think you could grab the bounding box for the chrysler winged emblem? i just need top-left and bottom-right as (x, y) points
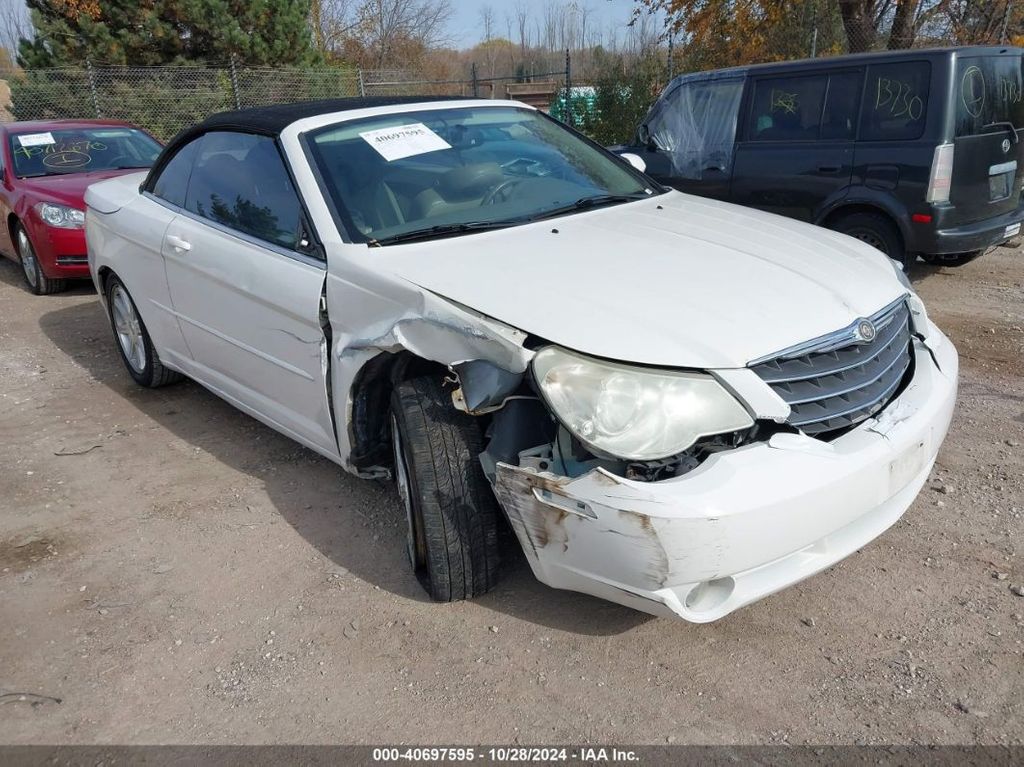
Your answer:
(854, 319), (877, 343)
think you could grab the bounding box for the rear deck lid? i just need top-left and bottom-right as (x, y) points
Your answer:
(949, 51), (1024, 226)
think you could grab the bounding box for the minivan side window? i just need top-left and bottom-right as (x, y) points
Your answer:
(151, 138), (200, 208)
(821, 72), (863, 140)
(185, 131), (303, 251)
(860, 62), (930, 141)
(748, 74), (827, 141)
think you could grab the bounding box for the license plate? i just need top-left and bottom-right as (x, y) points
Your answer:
(1005, 222), (1021, 239)
(889, 440), (927, 495)
(990, 172), (1012, 201)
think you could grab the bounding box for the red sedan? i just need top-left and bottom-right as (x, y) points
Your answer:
(0, 120), (162, 294)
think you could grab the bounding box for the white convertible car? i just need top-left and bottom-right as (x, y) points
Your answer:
(85, 98), (958, 622)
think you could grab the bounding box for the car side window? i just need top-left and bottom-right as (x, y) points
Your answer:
(821, 72), (863, 140)
(151, 138), (200, 207)
(860, 62), (930, 141)
(185, 131), (304, 252)
(748, 74), (827, 141)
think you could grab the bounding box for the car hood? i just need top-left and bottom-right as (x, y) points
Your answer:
(18, 169), (143, 208)
(380, 192), (907, 369)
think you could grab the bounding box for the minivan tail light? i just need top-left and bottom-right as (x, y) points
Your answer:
(926, 143), (954, 204)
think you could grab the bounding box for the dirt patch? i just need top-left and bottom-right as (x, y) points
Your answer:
(0, 534), (62, 574)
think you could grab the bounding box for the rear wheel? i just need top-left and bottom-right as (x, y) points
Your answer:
(390, 374), (501, 602)
(16, 226), (67, 295)
(830, 211), (908, 266)
(920, 250), (983, 268)
(105, 275), (183, 388)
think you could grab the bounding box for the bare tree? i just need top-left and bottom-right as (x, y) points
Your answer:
(0, 0), (31, 62)
(313, 0), (360, 55)
(838, 0), (950, 52)
(479, 4), (497, 76)
(513, 2), (530, 53)
(479, 4), (494, 43)
(355, 0), (454, 67)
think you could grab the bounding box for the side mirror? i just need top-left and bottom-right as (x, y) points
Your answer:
(619, 152), (647, 174)
(637, 124), (650, 146)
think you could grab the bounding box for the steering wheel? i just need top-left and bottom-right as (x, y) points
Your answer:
(480, 178), (524, 206)
(105, 154), (135, 169)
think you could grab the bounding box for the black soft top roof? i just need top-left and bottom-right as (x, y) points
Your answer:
(190, 95), (466, 138)
(145, 96), (468, 191)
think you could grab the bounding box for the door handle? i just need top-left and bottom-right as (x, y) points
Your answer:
(165, 234), (191, 252)
(817, 165), (842, 174)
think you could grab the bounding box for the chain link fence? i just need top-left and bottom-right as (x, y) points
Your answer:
(0, 61), (575, 141)
(0, 64), (367, 139)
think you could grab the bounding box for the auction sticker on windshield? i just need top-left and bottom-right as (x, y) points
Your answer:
(16, 132), (55, 147)
(359, 122), (451, 161)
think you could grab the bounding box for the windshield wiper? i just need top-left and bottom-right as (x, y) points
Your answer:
(529, 193), (650, 222)
(368, 220), (519, 247)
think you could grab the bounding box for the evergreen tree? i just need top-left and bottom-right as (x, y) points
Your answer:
(19, 0), (320, 67)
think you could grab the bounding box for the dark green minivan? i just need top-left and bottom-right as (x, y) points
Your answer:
(619, 47), (1024, 266)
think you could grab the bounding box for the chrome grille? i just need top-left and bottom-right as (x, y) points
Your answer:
(750, 297), (913, 436)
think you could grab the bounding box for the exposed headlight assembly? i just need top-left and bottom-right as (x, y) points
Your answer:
(35, 202), (85, 229)
(532, 346), (754, 462)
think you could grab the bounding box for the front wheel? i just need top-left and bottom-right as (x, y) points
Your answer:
(829, 211), (909, 267)
(105, 275), (183, 388)
(16, 226), (66, 295)
(390, 375), (501, 602)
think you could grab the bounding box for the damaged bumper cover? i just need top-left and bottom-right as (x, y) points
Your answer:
(494, 332), (958, 623)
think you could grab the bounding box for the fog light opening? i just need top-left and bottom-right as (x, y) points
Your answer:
(684, 577), (736, 613)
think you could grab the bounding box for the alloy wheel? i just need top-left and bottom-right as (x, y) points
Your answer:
(110, 283), (147, 374)
(17, 229), (39, 288)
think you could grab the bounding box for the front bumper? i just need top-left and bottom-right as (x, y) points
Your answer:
(28, 218), (89, 279)
(494, 328), (958, 622)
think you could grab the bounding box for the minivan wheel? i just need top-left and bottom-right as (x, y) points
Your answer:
(105, 275), (183, 388)
(920, 250), (983, 268)
(389, 374), (501, 602)
(16, 226), (67, 295)
(830, 211), (908, 266)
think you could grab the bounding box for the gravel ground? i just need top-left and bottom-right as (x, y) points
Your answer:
(0, 244), (1021, 746)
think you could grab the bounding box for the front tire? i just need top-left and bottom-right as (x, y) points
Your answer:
(390, 374), (501, 602)
(16, 225), (66, 295)
(830, 211), (908, 266)
(105, 275), (183, 388)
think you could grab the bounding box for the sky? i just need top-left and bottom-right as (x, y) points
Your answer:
(447, 0), (642, 49)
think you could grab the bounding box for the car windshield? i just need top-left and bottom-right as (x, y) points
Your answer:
(8, 126), (162, 178)
(306, 105), (656, 245)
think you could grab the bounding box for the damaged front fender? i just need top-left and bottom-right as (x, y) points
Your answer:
(327, 272), (533, 476)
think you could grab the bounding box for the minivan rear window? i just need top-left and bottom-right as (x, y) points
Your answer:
(955, 55), (1024, 137)
(861, 62), (930, 141)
